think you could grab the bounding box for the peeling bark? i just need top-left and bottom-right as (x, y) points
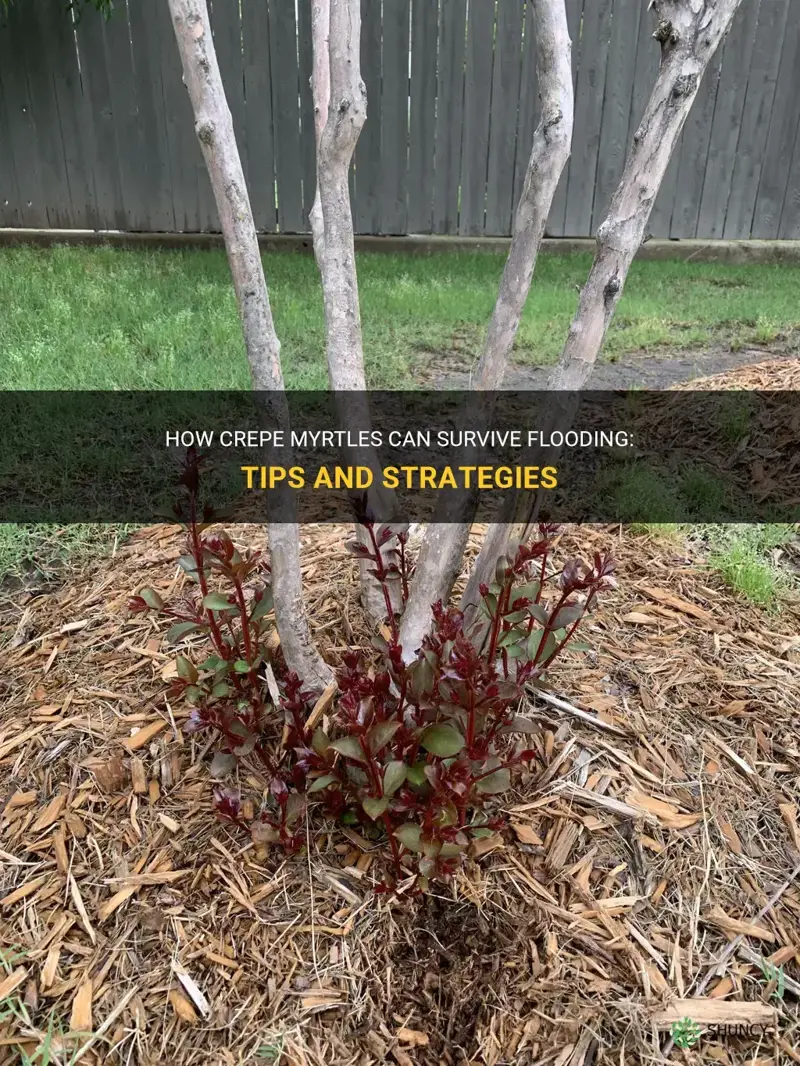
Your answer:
(309, 0), (330, 268)
(463, 0), (743, 619)
(168, 0), (332, 692)
(311, 0), (396, 622)
(398, 0), (574, 661)
(549, 0), (743, 391)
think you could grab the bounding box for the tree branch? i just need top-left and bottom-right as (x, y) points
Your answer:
(398, 0), (574, 660)
(168, 0), (332, 692)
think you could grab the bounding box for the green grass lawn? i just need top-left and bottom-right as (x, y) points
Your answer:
(1, 244), (799, 390)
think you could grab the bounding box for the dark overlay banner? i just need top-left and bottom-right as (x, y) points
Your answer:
(0, 391), (797, 525)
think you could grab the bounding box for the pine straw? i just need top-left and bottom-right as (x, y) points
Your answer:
(1, 360), (799, 1066)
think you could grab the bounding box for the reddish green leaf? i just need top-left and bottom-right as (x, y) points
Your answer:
(419, 724), (464, 758)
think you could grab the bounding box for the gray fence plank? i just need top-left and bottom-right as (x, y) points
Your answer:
(296, 0), (317, 227)
(486, 0), (524, 236)
(548, 0), (583, 237)
(19, 0), (75, 227)
(354, 0), (382, 233)
(592, 0), (641, 231)
(778, 113), (800, 238)
(75, 10), (128, 230)
(379, 0), (410, 234)
(460, 0), (495, 235)
(157, 0), (202, 233)
(0, 76), (23, 226)
(432, 0), (467, 234)
(564, 0), (612, 237)
(408, 0), (438, 233)
(128, 0), (176, 230)
(242, 0), (276, 232)
(512, 1), (539, 218)
(43, 0), (101, 229)
(670, 48), (724, 238)
(695, 0), (760, 239)
(267, 0), (304, 232)
(751, 1), (800, 239)
(211, 0), (250, 232)
(0, 2), (46, 227)
(723, 0), (788, 239)
(93, 0), (149, 230)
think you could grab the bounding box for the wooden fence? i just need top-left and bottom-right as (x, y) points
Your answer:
(1, 0), (799, 238)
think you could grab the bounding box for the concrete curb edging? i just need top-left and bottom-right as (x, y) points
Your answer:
(1, 229), (800, 265)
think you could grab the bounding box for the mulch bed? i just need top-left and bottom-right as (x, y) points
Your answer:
(1, 360), (799, 1066)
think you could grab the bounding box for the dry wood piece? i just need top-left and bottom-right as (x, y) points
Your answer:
(652, 998), (776, 1029)
(121, 719), (167, 751)
(706, 905), (776, 943)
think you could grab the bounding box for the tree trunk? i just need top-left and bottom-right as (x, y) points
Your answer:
(311, 0), (397, 624)
(549, 0), (743, 391)
(398, 0), (574, 661)
(463, 0), (744, 615)
(309, 0), (330, 268)
(167, 0), (332, 692)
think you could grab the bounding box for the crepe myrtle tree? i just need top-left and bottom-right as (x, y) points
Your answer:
(167, 0), (743, 690)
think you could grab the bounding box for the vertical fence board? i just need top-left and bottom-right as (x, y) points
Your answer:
(242, 0), (276, 231)
(723, 0), (788, 239)
(592, 0), (641, 231)
(0, 79), (23, 226)
(547, 0), (582, 236)
(408, 0), (438, 233)
(379, 0), (410, 234)
(94, 0), (149, 230)
(512, 1), (539, 218)
(564, 0), (612, 236)
(158, 0), (202, 232)
(696, 0), (760, 239)
(267, 0), (304, 232)
(296, 0), (316, 226)
(128, 0), (176, 230)
(18, 0), (75, 227)
(43, 0), (101, 228)
(212, 0), (250, 231)
(0, 2), (47, 227)
(432, 0), (466, 234)
(459, 0), (495, 235)
(751, 1), (800, 239)
(485, 0), (524, 236)
(75, 10), (127, 230)
(670, 48), (724, 238)
(354, 0), (382, 233)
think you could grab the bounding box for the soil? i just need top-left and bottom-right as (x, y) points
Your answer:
(418, 344), (799, 390)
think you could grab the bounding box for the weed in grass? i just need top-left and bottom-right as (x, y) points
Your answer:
(0, 523), (136, 586)
(759, 958), (786, 1003)
(714, 394), (755, 444)
(706, 525), (797, 608)
(598, 463), (680, 525)
(712, 541), (779, 606)
(679, 466), (728, 520)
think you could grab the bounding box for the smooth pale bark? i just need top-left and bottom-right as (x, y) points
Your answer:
(462, 0), (744, 619)
(309, 0), (330, 267)
(398, 0), (574, 661)
(550, 0), (744, 390)
(311, 0), (397, 622)
(168, 0), (332, 692)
